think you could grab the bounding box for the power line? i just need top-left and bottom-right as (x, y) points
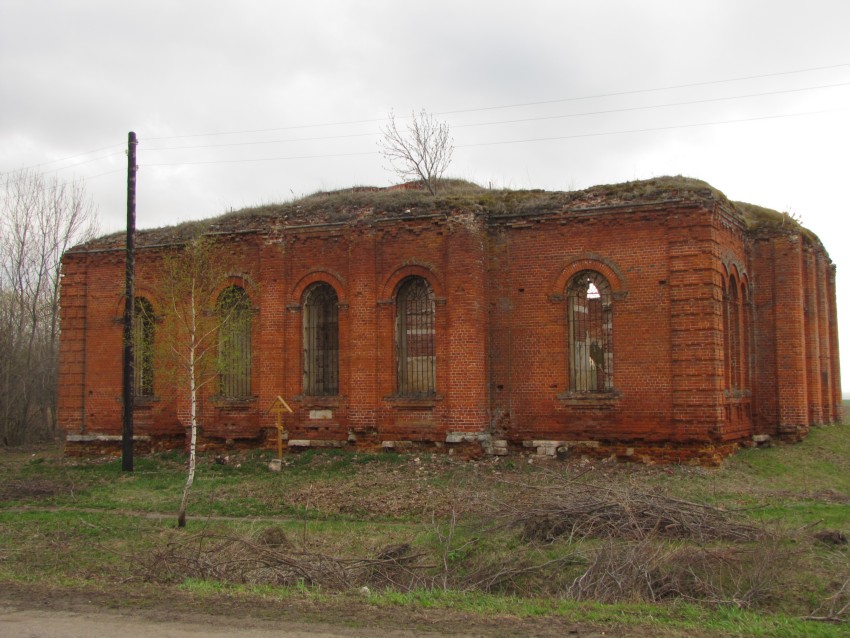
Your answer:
(139, 106), (849, 168)
(140, 62), (850, 142)
(0, 144), (124, 177)
(441, 62), (850, 116)
(145, 131), (377, 152)
(6, 62), (848, 180)
(0, 168), (125, 197)
(141, 80), (850, 153)
(142, 150), (377, 167)
(453, 81), (850, 130)
(82, 168), (126, 182)
(40, 151), (126, 175)
(456, 106), (850, 149)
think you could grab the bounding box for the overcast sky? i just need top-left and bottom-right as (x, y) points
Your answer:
(3, 0), (850, 389)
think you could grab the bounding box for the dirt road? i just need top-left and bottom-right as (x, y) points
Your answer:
(0, 589), (619, 638)
(0, 604), (449, 638)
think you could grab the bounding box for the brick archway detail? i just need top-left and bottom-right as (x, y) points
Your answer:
(291, 270), (348, 305)
(380, 263), (444, 302)
(112, 284), (161, 317)
(721, 255), (748, 282)
(550, 254), (627, 299)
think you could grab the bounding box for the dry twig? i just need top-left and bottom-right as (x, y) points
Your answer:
(495, 475), (766, 543)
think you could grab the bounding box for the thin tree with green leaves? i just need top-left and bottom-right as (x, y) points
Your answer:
(153, 236), (245, 527)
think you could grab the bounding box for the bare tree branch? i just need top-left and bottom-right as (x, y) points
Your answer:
(378, 109), (453, 195)
(0, 170), (98, 445)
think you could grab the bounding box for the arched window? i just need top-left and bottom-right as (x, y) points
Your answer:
(728, 277), (741, 390)
(303, 282), (339, 396)
(741, 281), (751, 390)
(722, 278), (731, 387)
(723, 274), (752, 393)
(217, 285), (252, 398)
(396, 276), (436, 396)
(133, 297), (155, 397)
(567, 270), (613, 392)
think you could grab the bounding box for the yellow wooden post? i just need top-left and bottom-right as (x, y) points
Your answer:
(276, 413), (283, 459)
(266, 396), (293, 462)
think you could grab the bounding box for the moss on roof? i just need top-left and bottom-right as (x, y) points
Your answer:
(72, 176), (811, 252)
(734, 201), (802, 231)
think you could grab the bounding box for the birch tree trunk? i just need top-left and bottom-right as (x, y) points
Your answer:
(155, 238), (234, 530)
(177, 278), (198, 528)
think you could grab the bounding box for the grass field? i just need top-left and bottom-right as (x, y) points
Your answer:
(1, 418), (848, 637)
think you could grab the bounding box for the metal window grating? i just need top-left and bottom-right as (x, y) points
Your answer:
(396, 277), (436, 396)
(132, 297), (154, 397)
(567, 270), (613, 392)
(218, 286), (252, 398)
(303, 282), (339, 396)
(727, 280), (740, 390)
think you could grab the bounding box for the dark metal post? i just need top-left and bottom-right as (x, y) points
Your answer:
(122, 132), (138, 472)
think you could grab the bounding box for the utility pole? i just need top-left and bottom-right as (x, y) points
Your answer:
(122, 131), (137, 472)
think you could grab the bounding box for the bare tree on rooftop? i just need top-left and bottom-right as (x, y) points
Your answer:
(379, 109), (453, 195)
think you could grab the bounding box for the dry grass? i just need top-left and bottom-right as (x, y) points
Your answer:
(137, 523), (578, 595)
(74, 175), (811, 251)
(567, 538), (790, 608)
(497, 474), (767, 544)
(134, 471), (821, 612)
(140, 527), (431, 591)
(4, 423), (848, 627)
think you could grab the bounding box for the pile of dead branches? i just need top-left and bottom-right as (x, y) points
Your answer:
(137, 525), (577, 595)
(139, 527), (431, 591)
(496, 477), (766, 543)
(489, 474), (789, 607)
(567, 538), (788, 607)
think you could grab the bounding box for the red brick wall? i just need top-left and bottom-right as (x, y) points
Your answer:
(827, 266), (843, 420)
(748, 230), (840, 438)
(485, 201), (756, 448)
(712, 207), (754, 442)
(57, 254), (88, 434)
(58, 193), (841, 459)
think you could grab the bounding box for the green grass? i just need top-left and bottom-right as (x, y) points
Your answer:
(370, 590), (848, 637)
(6, 448), (365, 517)
(1, 418), (848, 636)
(642, 421), (850, 527)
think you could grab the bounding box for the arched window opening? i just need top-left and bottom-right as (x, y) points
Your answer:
(133, 297), (155, 397)
(218, 285), (252, 398)
(723, 274), (751, 393)
(740, 281), (751, 391)
(396, 276), (436, 397)
(567, 270), (613, 392)
(722, 278), (731, 389)
(728, 279), (740, 390)
(303, 282), (339, 396)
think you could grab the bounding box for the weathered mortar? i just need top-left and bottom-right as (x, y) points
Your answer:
(58, 177), (841, 464)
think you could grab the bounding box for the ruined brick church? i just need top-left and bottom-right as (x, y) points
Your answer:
(58, 177), (841, 463)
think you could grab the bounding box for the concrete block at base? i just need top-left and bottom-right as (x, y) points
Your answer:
(485, 440), (509, 456)
(287, 439), (345, 448)
(525, 440), (564, 457)
(445, 432), (488, 444)
(66, 434), (151, 443)
(381, 440), (414, 449)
